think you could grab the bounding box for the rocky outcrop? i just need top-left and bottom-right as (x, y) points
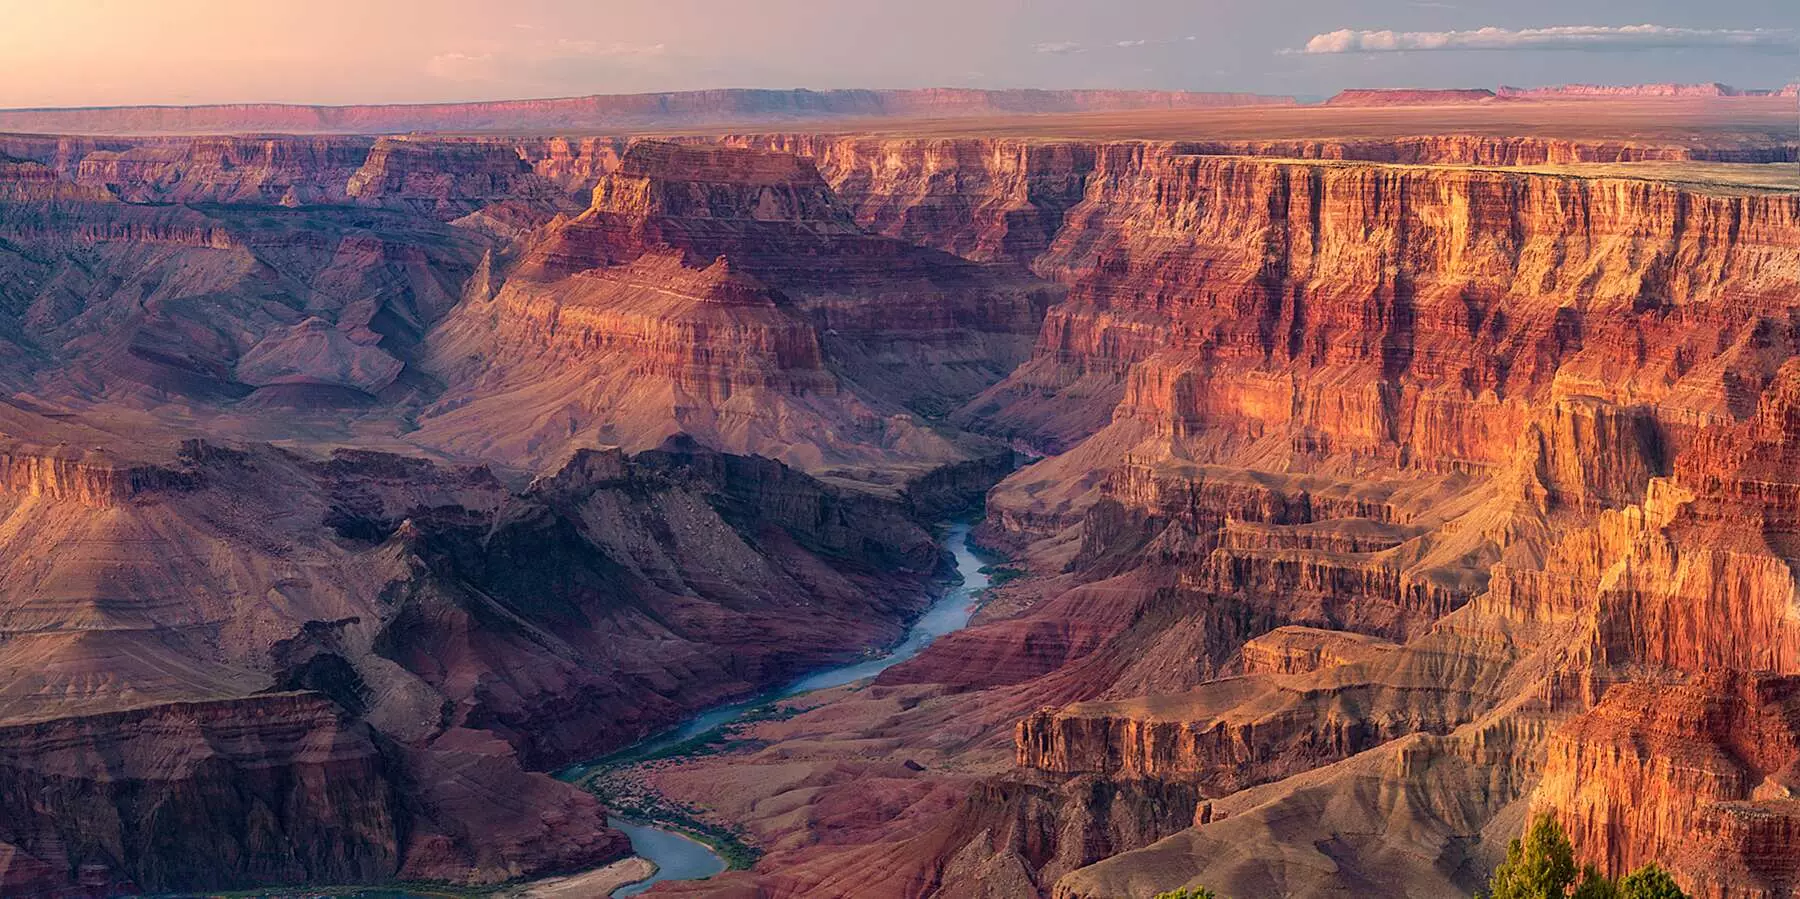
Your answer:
(724, 135), (1099, 265)
(235, 317), (405, 394)
(0, 180), (486, 399)
(419, 140), (1044, 473)
(1327, 88), (1497, 106)
(1538, 675), (1800, 899)
(1239, 626), (1399, 676)
(982, 148), (1800, 506)
(857, 135), (1800, 898)
(73, 137), (374, 205)
(0, 693), (409, 893)
(345, 137), (571, 216)
(0, 443), (194, 508)
(0, 161), (115, 203)
(1498, 83), (1778, 99)
(931, 773), (1205, 896)
(0, 693), (627, 894)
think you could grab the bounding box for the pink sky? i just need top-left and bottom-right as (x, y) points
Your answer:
(3, 0), (1794, 107)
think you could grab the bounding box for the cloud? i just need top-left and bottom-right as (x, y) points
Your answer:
(1108, 36), (1198, 50)
(550, 40), (667, 58)
(1033, 35), (1198, 55)
(1298, 24), (1799, 54)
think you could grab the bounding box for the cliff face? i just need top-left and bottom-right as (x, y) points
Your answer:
(0, 435), (942, 894)
(0, 188), (485, 403)
(984, 148), (1800, 504)
(954, 148), (1800, 897)
(1498, 83), (1780, 99)
(1537, 674), (1800, 899)
(74, 137), (375, 206)
(418, 140), (1044, 475)
(0, 693), (407, 893)
(724, 135), (1100, 265)
(59, 135), (595, 216)
(0, 443), (194, 507)
(599, 139), (1800, 898)
(1327, 88), (1498, 106)
(0, 692), (627, 893)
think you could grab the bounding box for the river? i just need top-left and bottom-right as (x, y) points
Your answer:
(598, 521), (991, 896)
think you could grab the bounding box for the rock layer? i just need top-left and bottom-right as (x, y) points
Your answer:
(4, 106), (1800, 898)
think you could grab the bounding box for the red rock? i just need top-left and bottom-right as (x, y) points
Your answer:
(418, 140), (1041, 474)
(1498, 83), (1772, 99)
(6, 101), (1800, 899)
(1537, 674), (1800, 899)
(1326, 88), (1498, 106)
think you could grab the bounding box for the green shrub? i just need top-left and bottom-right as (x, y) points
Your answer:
(1485, 815), (1581, 899)
(1481, 815), (1687, 899)
(1618, 863), (1687, 899)
(1153, 888), (1219, 899)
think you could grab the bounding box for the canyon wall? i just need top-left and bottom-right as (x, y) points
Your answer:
(964, 145), (1800, 897)
(6, 116), (1800, 897)
(417, 140), (1043, 476)
(0, 426), (950, 893)
(628, 135), (1800, 897)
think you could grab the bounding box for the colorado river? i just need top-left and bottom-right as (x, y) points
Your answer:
(595, 522), (992, 896)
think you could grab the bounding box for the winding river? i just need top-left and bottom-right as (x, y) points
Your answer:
(596, 522), (992, 896)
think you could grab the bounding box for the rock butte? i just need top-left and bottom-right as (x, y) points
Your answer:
(0, 90), (1798, 897)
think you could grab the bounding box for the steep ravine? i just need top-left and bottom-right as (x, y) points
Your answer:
(564, 522), (994, 897)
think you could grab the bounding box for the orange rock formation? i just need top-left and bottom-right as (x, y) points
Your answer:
(3, 96), (1800, 897)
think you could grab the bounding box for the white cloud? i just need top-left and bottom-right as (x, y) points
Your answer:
(1115, 40), (1148, 48)
(1034, 41), (1085, 55)
(552, 40), (668, 57)
(1299, 24), (1799, 54)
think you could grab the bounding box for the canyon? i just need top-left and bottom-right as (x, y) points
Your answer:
(0, 90), (1799, 897)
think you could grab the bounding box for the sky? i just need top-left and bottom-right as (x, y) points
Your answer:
(2, 0), (1799, 108)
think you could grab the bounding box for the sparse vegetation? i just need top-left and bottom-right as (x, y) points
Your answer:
(979, 563), (1027, 586)
(1482, 815), (1689, 899)
(1617, 864), (1689, 899)
(568, 703), (792, 872)
(1154, 888), (1220, 899)
(593, 786), (763, 870)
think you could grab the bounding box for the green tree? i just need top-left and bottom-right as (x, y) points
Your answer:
(1154, 889), (1219, 899)
(1572, 865), (1619, 899)
(1486, 815), (1580, 899)
(1481, 815), (1689, 899)
(1617, 863), (1688, 899)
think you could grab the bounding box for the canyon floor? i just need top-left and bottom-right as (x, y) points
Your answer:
(1, 90), (1799, 898)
